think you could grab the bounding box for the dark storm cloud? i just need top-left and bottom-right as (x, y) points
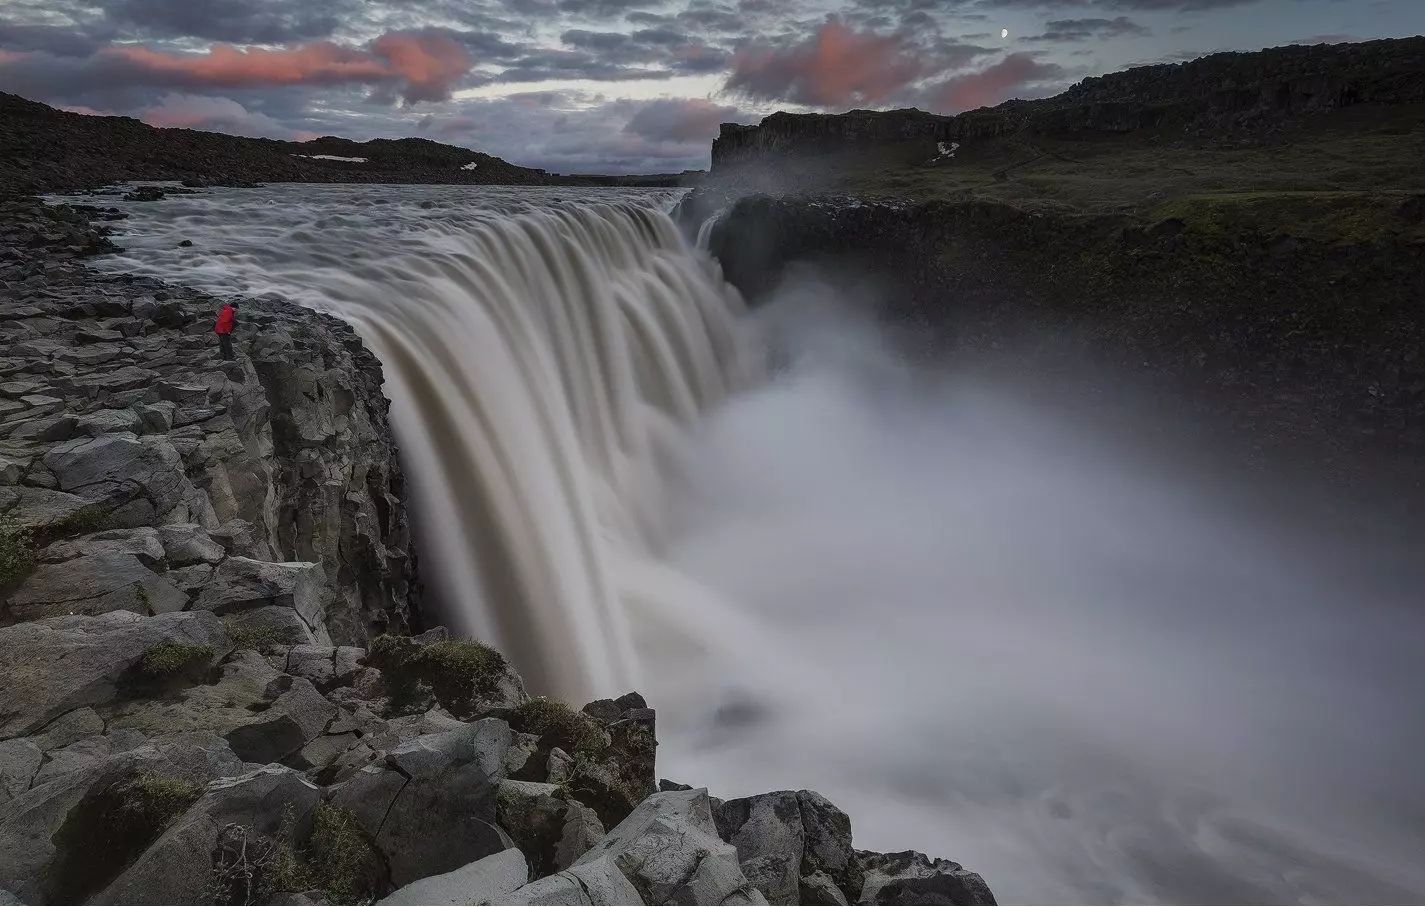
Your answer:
(1023, 16), (1151, 42)
(979, 0), (1263, 9)
(0, 23), (111, 58)
(101, 0), (353, 44)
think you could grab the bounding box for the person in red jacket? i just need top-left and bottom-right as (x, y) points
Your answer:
(214, 301), (237, 360)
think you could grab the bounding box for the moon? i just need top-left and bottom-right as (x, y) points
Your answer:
(1001, 27), (1010, 39)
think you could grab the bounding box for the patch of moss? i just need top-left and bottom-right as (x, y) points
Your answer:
(307, 805), (381, 904)
(227, 624), (287, 650)
(257, 805), (379, 905)
(137, 640), (215, 679)
(508, 698), (606, 759)
(367, 635), (509, 718)
(0, 515), (35, 590)
(48, 773), (201, 903)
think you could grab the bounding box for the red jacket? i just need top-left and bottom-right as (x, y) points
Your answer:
(214, 304), (235, 335)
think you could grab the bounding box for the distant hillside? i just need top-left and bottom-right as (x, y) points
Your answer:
(708, 36), (1425, 213)
(0, 93), (691, 195)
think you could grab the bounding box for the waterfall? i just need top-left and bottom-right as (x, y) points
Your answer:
(91, 187), (760, 700)
(335, 201), (760, 699)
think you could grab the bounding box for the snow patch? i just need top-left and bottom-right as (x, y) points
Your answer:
(930, 141), (960, 163)
(461, 161), (479, 171)
(292, 154), (369, 163)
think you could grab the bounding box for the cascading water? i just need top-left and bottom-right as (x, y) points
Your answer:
(92, 184), (1425, 905)
(90, 185), (760, 700)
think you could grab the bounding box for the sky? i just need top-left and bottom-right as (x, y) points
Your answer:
(0, 0), (1420, 174)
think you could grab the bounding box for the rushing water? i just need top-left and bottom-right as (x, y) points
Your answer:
(89, 184), (1425, 905)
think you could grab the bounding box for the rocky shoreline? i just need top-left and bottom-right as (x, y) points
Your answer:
(0, 197), (995, 906)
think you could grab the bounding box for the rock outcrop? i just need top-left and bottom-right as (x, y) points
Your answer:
(0, 93), (688, 197)
(0, 198), (416, 646)
(710, 37), (1425, 173)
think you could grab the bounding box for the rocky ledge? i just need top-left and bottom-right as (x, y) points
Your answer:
(0, 198), (995, 906)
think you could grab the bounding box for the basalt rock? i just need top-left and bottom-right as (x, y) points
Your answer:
(710, 37), (1425, 175)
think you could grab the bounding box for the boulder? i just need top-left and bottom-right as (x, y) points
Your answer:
(555, 800), (606, 872)
(715, 792), (805, 905)
(715, 790), (864, 906)
(378, 847), (529, 906)
(329, 722), (511, 887)
(857, 851), (996, 906)
(497, 780), (570, 878)
(39, 527), (165, 567)
(0, 742), (241, 904)
(225, 605), (316, 648)
(572, 788), (764, 906)
(76, 409), (142, 436)
(5, 552), (187, 621)
(285, 644), (366, 690)
(98, 766), (323, 905)
(43, 432), (194, 516)
(193, 557), (330, 644)
(157, 523), (225, 567)
(0, 610), (231, 739)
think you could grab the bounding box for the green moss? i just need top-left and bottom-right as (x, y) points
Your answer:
(409, 640), (506, 708)
(367, 635), (509, 718)
(508, 698), (606, 759)
(227, 623), (287, 650)
(0, 516), (35, 589)
(307, 805), (378, 905)
(137, 640), (215, 678)
(121, 776), (202, 823)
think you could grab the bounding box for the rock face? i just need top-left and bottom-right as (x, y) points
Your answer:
(0, 198), (416, 646)
(710, 37), (1425, 172)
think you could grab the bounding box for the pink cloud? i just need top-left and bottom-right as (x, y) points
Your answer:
(725, 18), (926, 107)
(926, 54), (1065, 113)
(4, 31), (472, 105)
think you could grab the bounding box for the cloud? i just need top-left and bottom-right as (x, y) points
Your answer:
(1024, 17), (1151, 43)
(0, 30), (473, 105)
(985, 0), (1261, 8)
(138, 92), (304, 138)
(623, 97), (749, 142)
(725, 17), (927, 107)
(924, 52), (1065, 112)
(103, 0), (351, 44)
